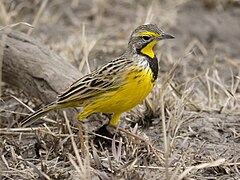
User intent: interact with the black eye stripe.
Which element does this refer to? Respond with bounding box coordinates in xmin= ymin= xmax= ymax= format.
xmin=142 ymin=36 xmax=151 ymax=40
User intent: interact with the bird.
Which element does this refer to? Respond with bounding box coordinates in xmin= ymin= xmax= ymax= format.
xmin=22 ymin=24 xmax=174 ymax=128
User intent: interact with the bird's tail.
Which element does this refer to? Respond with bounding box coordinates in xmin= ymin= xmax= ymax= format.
xmin=21 ymin=102 xmax=59 ymax=127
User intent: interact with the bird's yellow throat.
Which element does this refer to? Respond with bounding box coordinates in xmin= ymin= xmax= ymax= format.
xmin=140 ymin=40 xmax=157 ymax=58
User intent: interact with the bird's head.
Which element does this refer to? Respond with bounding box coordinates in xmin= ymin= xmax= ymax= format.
xmin=128 ymin=24 xmax=174 ymax=58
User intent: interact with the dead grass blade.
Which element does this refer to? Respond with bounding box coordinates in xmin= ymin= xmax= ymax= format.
xmin=64 ymin=112 xmax=84 ymax=174
xmin=64 ymin=111 xmax=92 ymax=179
xmin=0 ymin=22 xmax=33 ymax=31
xmin=78 ymin=24 xmax=97 ymax=74
xmin=27 ymin=0 xmax=48 ymax=35
xmin=112 ymin=136 xmax=123 ymax=162
xmin=161 ymin=89 xmax=171 ymax=179
xmin=0 ymin=28 xmax=6 ymax=97
xmin=0 ymin=1 xmax=9 ymax=25
xmin=144 ymin=2 xmax=154 ymax=24
xmin=177 ymin=158 xmax=225 ymax=180
xmin=160 ymin=59 xmax=181 ymax=179
xmin=91 ymin=142 xmax=102 ymax=169
xmin=68 ymin=153 xmax=84 ymax=179
xmin=10 ymin=95 xmax=34 ymax=112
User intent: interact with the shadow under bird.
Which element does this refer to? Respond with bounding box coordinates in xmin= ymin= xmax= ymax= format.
xmin=22 ymin=24 xmax=174 ymax=127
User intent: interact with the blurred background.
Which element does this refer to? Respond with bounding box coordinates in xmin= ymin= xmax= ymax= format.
xmin=1 ymin=0 xmax=239 ymax=77
xmin=1 ymin=0 xmax=239 ymax=116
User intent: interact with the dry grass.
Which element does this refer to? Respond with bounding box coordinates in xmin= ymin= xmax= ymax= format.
xmin=1 ymin=0 xmax=240 ymax=179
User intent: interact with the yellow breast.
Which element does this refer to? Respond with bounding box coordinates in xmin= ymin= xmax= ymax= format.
xmin=92 ymin=66 xmax=155 ymax=114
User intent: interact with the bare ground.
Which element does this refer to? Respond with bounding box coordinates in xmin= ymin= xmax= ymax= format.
xmin=0 ymin=0 xmax=240 ymax=179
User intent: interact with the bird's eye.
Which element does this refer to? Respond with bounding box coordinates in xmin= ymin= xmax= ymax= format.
xmin=142 ymin=36 xmax=151 ymax=41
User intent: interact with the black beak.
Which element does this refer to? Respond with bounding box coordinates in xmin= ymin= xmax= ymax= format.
xmin=157 ymin=32 xmax=175 ymax=40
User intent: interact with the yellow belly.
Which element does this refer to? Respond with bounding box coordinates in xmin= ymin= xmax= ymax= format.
xmin=88 ymin=67 xmax=155 ymax=114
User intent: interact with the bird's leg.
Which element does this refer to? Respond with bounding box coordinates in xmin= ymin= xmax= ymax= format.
xmin=110 ymin=113 xmax=148 ymax=141
xmin=109 ymin=113 xmax=122 ymax=127
xmin=77 ymin=121 xmax=85 ymax=156
xmin=77 ymin=109 xmax=92 ymax=156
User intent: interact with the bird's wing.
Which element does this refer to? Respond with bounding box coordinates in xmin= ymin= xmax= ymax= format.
xmin=57 ymin=57 xmax=133 ymax=104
